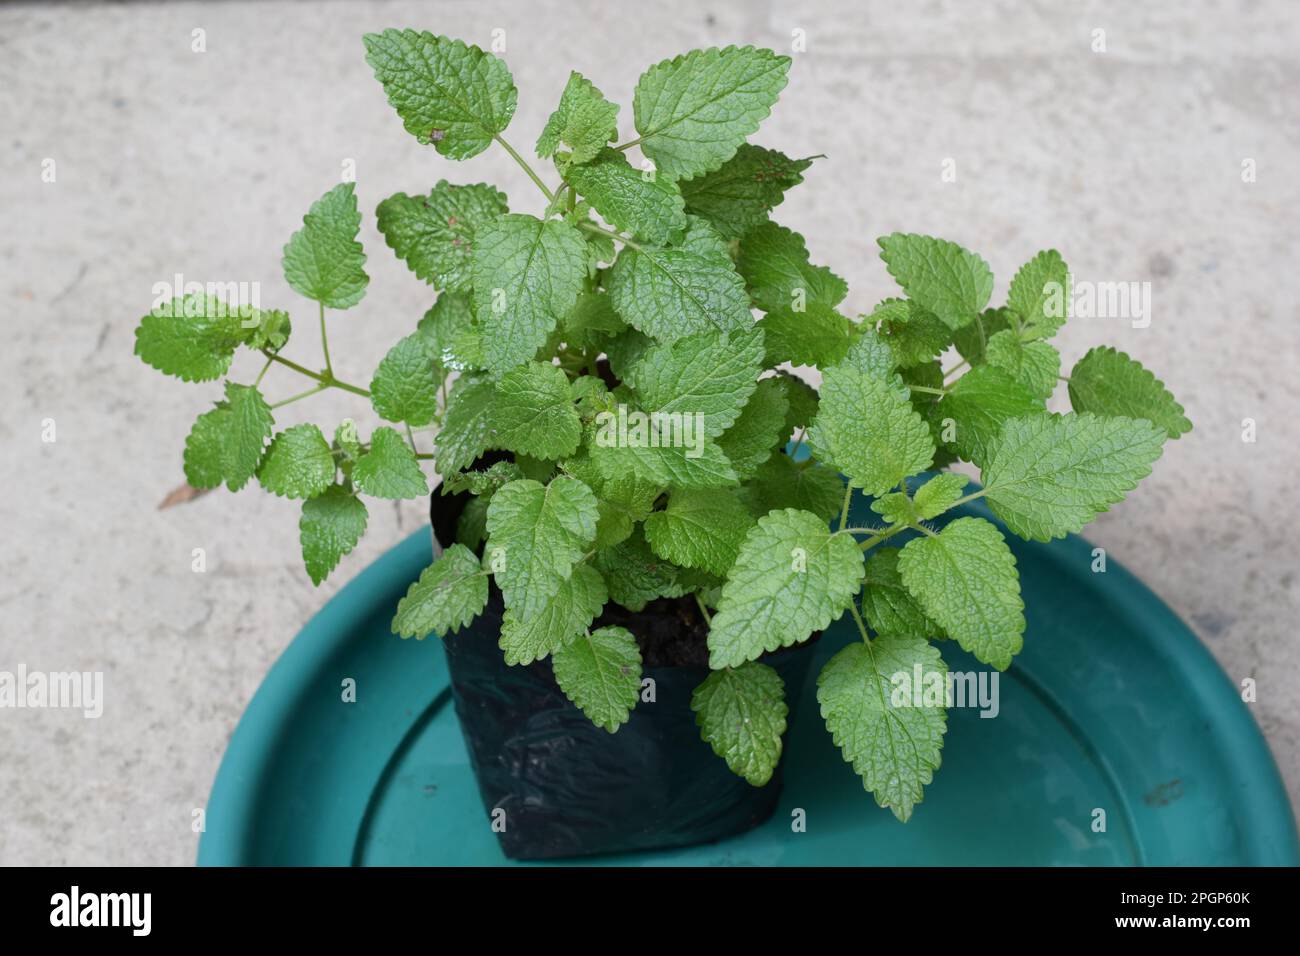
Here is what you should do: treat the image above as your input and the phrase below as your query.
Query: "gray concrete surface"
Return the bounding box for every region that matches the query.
[1,0,1297,865]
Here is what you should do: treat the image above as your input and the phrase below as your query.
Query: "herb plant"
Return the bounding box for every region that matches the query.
[135,30,1190,820]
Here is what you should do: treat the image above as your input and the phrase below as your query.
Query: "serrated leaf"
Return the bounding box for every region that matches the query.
[679,144,815,240]
[489,360,581,458]
[561,291,627,350]
[441,460,524,496]
[873,298,953,368]
[717,377,790,479]
[363,30,517,158]
[564,456,662,549]
[240,307,292,351]
[693,662,787,786]
[738,221,847,313]
[877,233,993,330]
[566,148,687,244]
[750,454,845,523]
[456,495,489,550]
[952,307,1012,364]
[258,423,335,499]
[808,365,935,497]
[499,563,608,665]
[486,477,599,617]
[594,533,684,613]
[220,383,275,491]
[282,182,369,309]
[417,292,476,366]
[551,626,642,732]
[435,378,495,475]
[182,406,229,490]
[536,70,619,165]
[300,485,368,586]
[869,492,914,527]
[353,426,428,499]
[834,326,905,394]
[370,333,442,426]
[708,508,863,668]
[817,635,948,821]
[861,547,945,637]
[777,371,819,432]
[898,517,1025,670]
[471,214,588,374]
[589,428,738,490]
[392,543,489,638]
[644,488,755,576]
[985,330,1060,401]
[981,412,1167,541]
[607,215,752,342]
[626,326,763,439]
[1007,249,1069,340]
[376,182,508,293]
[757,303,857,368]
[1067,346,1191,439]
[632,46,790,181]
[910,472,970,520]
[935,365,1042,467]
[134,294,245,383]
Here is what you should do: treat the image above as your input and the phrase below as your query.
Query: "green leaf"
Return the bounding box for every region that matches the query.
[489,361,581,459]
[898,517,1025,670]
[258,424,335,499]
[134,294,245,383]
[219,383,275,491]
[935,365,1042,467]
[757,303,857,368]
[486,477,599,617]
[375,182,508,293]
[750,454,845,524]
[182,406,229,490]
[985,330,1060,401]
[417,292,476,365]
[860,547,944,637]
[877,233,993,330]
[644,488,755,577]
[391,543,489,638]
[370,333,442,426]
[552,626,643,732]
[536,71,619,165]
[817,635,948,821]
[692,662,788,786]
[835,326,905,393]
[352,426,428,499]
[952,307,1011,364]
[717,377,790,479]
[564,456,662,549]
[1067,346,1191,439]
[363,30,517,159]
[868,492,914,527]
[499,563,608,665]
[1007,249,1069,340]
[441,460,524,496]
[708,508,863,668]
[593,527,686,612]
[625,326,764,438]
[471,214,588,374]
[300,485,368,586]
[561,291,627,350]
[873,298,953,368]
[910,472,970,520]
[282,182,369,310]
[981,412,1168,541]
[240,307,292,351]
[566,148,687,244]
[589,428,738,490]
[678,144,815,240]
[737,221,847,313]
[607,215,752,342]
[632,46,791,181]
[435,378,496,475]
[808,365,935,497]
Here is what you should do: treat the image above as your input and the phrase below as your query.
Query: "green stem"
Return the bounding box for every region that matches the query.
[404,423,419,454]
[694,592,712,626]
[318,302,333,378]
[614,137,643,153]
[942,358,969,382]
[837,483,853,531]
[270,383,327,409]
[578,220,643,252]
[260,349,371,397]
[909,384,948,397]
[494,133,555,202]
[847,600,872,645]
[253,355,273,389]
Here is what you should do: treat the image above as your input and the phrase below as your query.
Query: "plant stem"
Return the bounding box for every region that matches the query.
[253,355,273,389]
[847,600,872,645]
[318,302,333,378]
[494,133,554,202]
[942,358,969,382]
[270,383,327,409]
[578,220,643,252]
[614,137,643,152]
[404,423,419,454]
[909,384,948,397]
[694,592,712,626]
[837,483,853,531]
[945,488,989,510]
[260,349,371,397]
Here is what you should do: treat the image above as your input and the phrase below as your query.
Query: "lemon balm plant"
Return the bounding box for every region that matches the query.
[136,30,1190,828]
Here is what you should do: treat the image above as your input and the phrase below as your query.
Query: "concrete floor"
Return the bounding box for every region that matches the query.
[1,0,1297,865]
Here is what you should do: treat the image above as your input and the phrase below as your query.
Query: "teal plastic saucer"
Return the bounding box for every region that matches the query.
[198,495,1298,866]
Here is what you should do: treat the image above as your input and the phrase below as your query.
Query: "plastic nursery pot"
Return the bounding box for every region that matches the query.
[431,484,816,861]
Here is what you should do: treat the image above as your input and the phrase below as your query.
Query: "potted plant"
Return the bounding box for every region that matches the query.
[136,30,1190,860]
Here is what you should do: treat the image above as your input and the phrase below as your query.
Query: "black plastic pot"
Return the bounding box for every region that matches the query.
[431,484,816,861]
